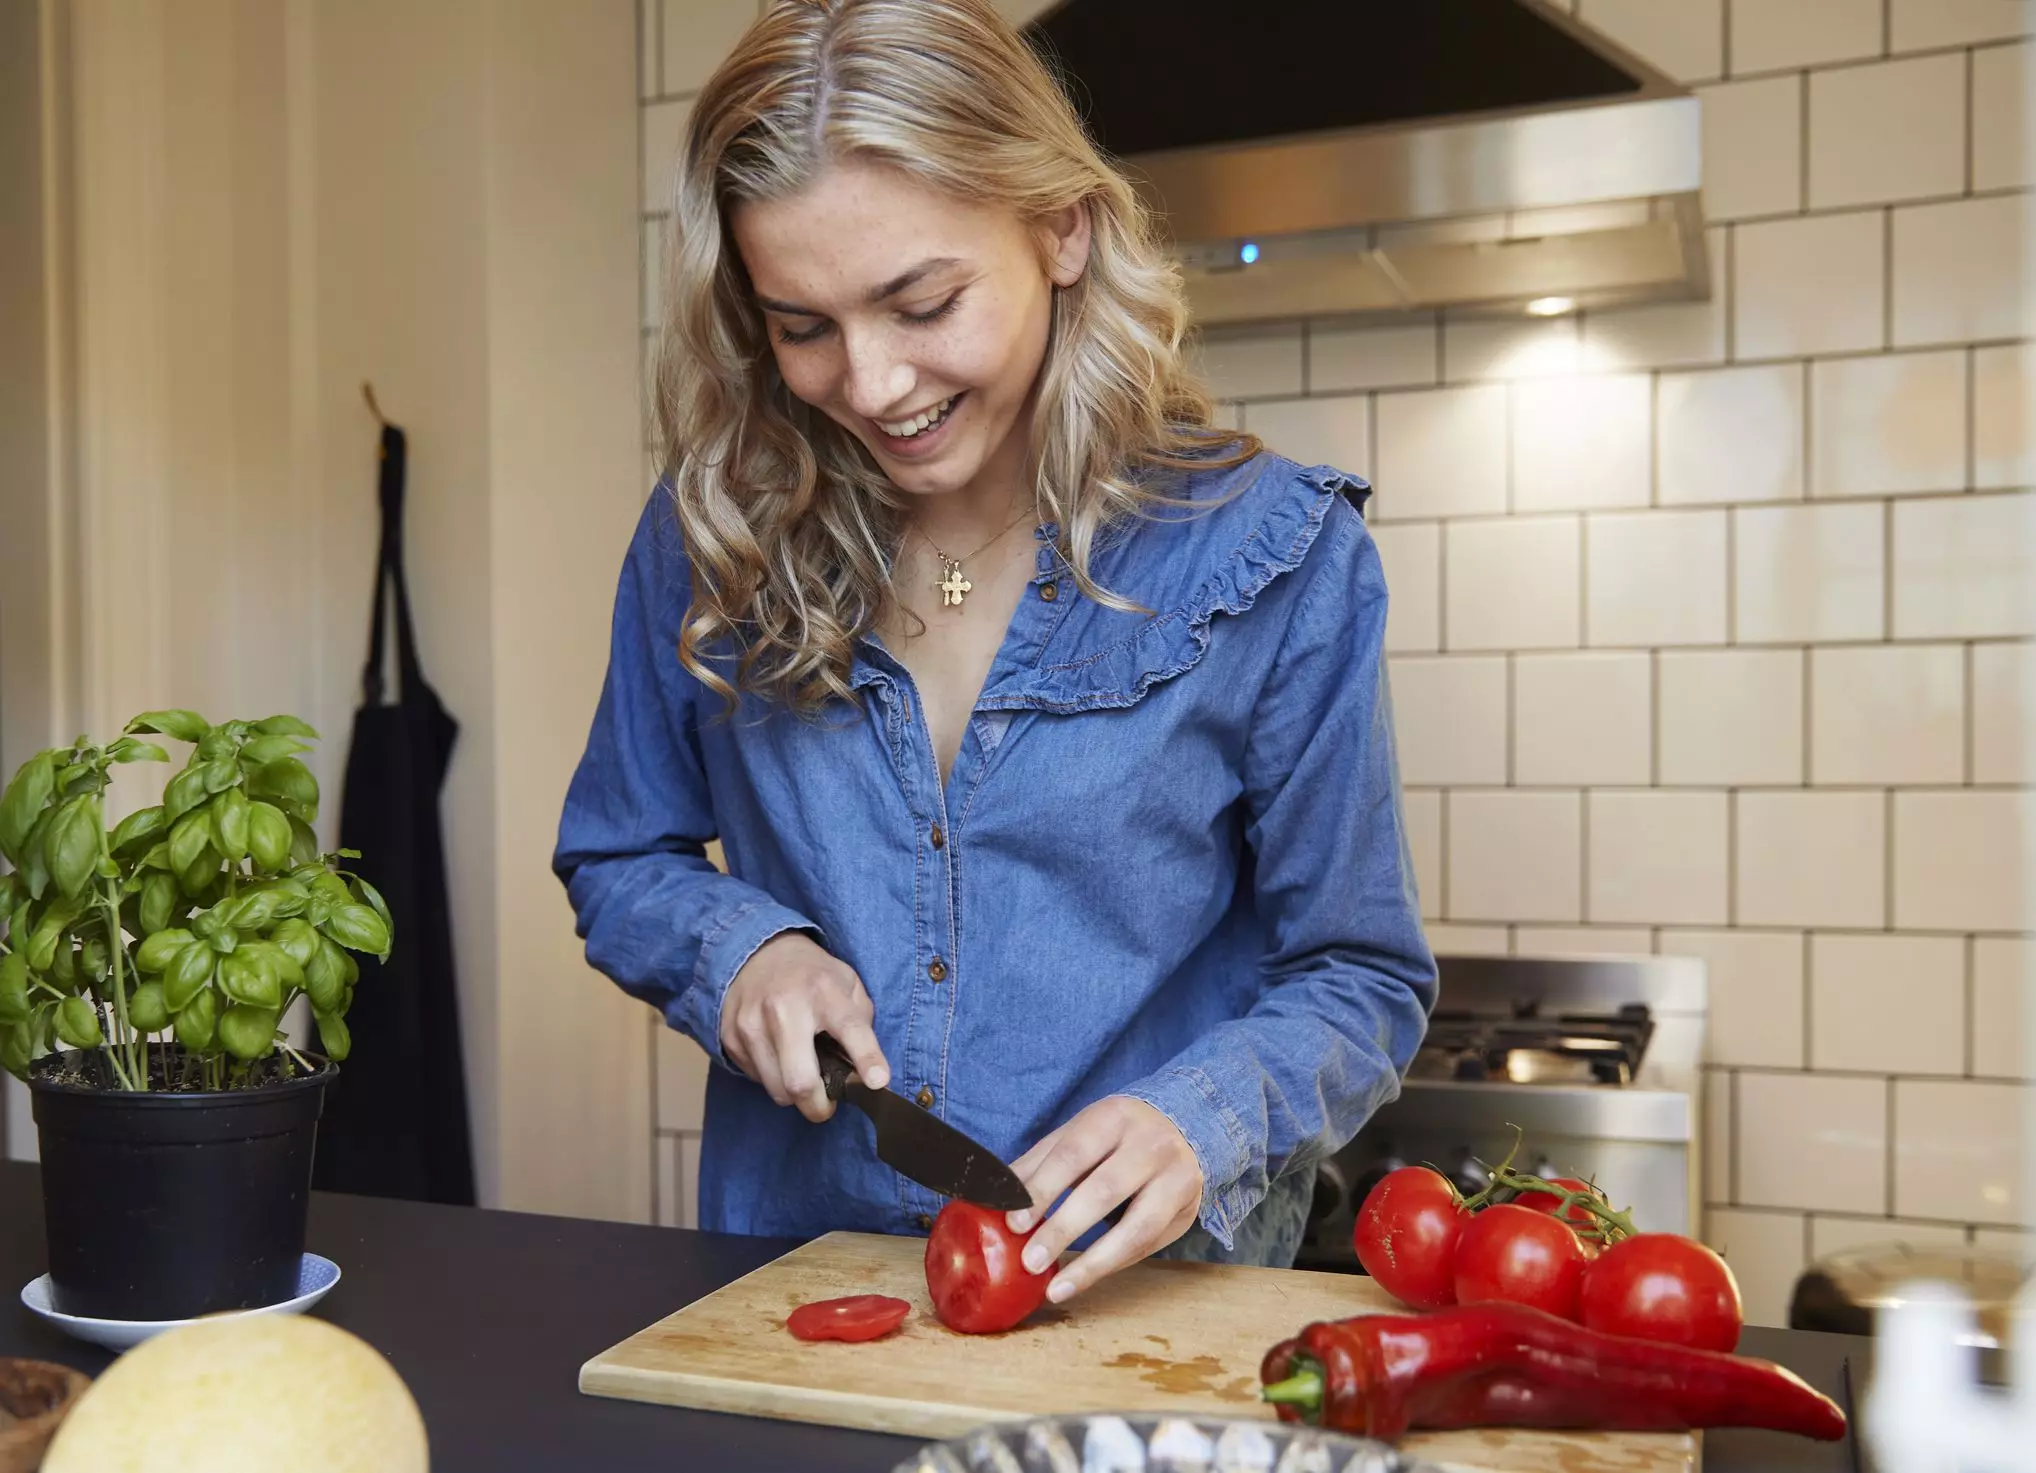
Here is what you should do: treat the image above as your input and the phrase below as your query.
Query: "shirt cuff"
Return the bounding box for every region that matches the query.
[672,897,822,1071]
[1115,1067,1263,1252]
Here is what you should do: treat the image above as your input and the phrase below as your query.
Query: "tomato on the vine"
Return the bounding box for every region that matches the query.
[924,1201,1052,1335]
[1352,1166,1465,1310]
[1513,1176,1599,1230]
[785,1294,911,1343]
[1453,1203,1589,1320]
[1580,1233,1744,1352]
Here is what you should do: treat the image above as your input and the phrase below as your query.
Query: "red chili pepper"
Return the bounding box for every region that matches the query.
[1259,1302,1846,1443]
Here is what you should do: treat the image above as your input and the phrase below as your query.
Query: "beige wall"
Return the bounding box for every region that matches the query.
[3,0,651,1223]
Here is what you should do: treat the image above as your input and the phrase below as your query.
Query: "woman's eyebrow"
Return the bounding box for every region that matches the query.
[753,256,963,316]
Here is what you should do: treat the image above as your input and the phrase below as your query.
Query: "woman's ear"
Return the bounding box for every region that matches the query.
[1040,201,1093,288]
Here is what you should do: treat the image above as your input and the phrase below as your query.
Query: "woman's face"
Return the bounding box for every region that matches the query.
[731,159,1090,503]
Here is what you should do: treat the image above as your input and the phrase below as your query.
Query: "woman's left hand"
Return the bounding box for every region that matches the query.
[1005,1096,1205,1304]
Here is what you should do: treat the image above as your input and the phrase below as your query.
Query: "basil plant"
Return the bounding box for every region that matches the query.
[0,710,392,1091]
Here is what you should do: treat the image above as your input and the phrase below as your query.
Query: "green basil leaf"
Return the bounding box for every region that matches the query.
[48,940,75,986]
[168,811,211,875]
[227,888,284,933]
[0,1022,29,1079]
[200,758,240,795]
[247,802,292,872]
[289,816,319,867]
[140,872,179,935]
[313,1009,351,1062]
[17,806,53,901]
[176,839,219,898]
[107,738,170,765]
[272,918,320,970]
[47,795,103,902]
[0,952,29,1025]
[26,900,80,972]
[54,995,102,1050]
[173,985,217,1050]
[219,949,281,1009]
[208,926,238,955]
[217,1002,279,1062]
[126,709,210,743]
[162,766,212,825]
[164,943,215,1010]
[0,751,58,864]
[252,715,319,739]
[80,936,108,983]
[238,735,311,767]
[212,789,251,865]
[322,904,390,958]
[349,877,394,940]
[251,757,318,810]
[138,840,173,872]
[128,980,170,1033]
[136,927,197,975]
[304,941,344,1012]
[197,730,238,762]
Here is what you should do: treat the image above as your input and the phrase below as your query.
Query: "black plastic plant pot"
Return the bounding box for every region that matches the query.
[27,1049,336,1321]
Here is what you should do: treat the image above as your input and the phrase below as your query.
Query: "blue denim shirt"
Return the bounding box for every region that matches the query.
[554,451,1436,1257]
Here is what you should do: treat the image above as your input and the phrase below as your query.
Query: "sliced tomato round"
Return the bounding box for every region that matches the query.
[785,1294,912,1343]
[924,1200,1052,1335]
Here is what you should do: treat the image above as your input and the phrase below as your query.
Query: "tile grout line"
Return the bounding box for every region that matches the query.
[1882,0,1892,58]
[1964,933,1977,1077]
[1882,499,1896,641]
[1964,48,1976,197]
[1801,646,1813,783]
[1883,788,1897,933]
[1726,789,1738,925]
[1723,225,1738,362]
[1720,0,1731,80]
[1728,1069,1741,1206]
[1725,505,1739,646]
[1881,207,1895,350]
[1964,641,1976,783]
[1965,347,1978,490]
[1730,38,2025,87]
[1802,931,1815,1070]
[1505,654,1517,787]
[1578,789,1590,925]
[1799,72,1812,214]
[1801,361,1815,502]
[1884,1078,1897,1218]
[1438,789,1451,919]
[1650,649,1662,786]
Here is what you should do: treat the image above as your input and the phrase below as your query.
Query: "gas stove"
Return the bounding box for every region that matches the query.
[1298,952,1707,1273]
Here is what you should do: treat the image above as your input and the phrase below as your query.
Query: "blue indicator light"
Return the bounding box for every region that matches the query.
[1239,242,1260,265]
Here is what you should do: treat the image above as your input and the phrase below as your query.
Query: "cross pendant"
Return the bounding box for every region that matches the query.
[937,557,972,608]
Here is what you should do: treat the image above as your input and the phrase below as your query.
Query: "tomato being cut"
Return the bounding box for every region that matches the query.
[785,1294,912,1343]
[1453,1203,1590,1320]
[1581,1233,1744,1352]
[924,1201,1052,1335]
[1352,1166,1466,1310]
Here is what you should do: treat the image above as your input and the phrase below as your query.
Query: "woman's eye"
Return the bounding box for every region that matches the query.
[775,318,831,346]
[902,292,964,326]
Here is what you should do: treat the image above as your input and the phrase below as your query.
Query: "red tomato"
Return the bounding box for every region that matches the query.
[1453,1203,1590,1320]
[785,1294,912,1343]
[1513,1176,1599,1230]
[1580,1233,1744,1353]
[924,1201,1052,1335]
[1352,1166,1466,1310]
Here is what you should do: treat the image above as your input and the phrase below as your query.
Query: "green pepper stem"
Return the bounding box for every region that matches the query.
[1260,1364,1324,1415]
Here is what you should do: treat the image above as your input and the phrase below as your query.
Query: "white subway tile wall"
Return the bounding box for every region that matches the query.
[630,2,2036,1259]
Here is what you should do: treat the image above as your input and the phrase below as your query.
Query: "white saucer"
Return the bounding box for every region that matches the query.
[20,1253,341,1352]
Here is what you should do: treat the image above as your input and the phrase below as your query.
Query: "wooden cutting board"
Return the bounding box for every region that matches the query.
[581,1231,1696,1473]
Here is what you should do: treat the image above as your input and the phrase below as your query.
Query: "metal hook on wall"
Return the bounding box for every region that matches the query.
[361,381,390,427]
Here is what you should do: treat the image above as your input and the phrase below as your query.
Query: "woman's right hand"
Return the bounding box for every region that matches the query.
[720,932,890,1122]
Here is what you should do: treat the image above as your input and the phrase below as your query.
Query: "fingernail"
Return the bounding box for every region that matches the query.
[1008,1211,1032,1234]
[1023,1247,1047,1275]
[1047,1278,1074,1304]
[868,1068,890,1090]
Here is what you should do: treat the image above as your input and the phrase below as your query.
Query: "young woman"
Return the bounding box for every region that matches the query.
[555,0,1434,1305]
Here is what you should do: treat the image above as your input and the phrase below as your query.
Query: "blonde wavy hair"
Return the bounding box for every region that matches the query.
[658,0,1258,712]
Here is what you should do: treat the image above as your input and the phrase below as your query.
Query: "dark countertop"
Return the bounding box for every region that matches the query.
[0,1160,1872,1471]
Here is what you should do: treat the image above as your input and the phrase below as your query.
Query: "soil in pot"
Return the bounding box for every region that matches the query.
[29,1047,335,1322]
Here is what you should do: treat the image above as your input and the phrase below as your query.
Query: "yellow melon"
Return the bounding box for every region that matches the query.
[41,1315,427,1473]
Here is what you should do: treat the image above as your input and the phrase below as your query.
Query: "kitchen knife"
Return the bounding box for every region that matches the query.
[816,1034,1033,1212]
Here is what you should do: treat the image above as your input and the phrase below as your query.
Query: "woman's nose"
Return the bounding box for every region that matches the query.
[839,330,914,421]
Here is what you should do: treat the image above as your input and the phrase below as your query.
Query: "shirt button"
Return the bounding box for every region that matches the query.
[916,1086,936,1109]
[930,824,945,850]
[915,1213,933,1231]
[927,956,948,982]
[1039,581,1060,602]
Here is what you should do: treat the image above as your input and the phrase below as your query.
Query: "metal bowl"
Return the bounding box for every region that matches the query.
[890,1414,1441,1473]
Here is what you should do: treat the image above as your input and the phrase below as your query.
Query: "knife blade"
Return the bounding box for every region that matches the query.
[816,1034,1033,1212]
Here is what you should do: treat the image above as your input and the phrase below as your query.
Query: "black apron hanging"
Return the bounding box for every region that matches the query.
[313,422,477,1206]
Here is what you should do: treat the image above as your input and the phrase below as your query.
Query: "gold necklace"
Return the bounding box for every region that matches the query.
[918,507,1036,609]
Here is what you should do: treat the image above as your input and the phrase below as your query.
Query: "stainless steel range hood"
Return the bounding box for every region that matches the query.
[1020,0,1707,327]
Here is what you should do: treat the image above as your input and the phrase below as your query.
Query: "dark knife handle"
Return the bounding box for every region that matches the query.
[815,1033,858,1102]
